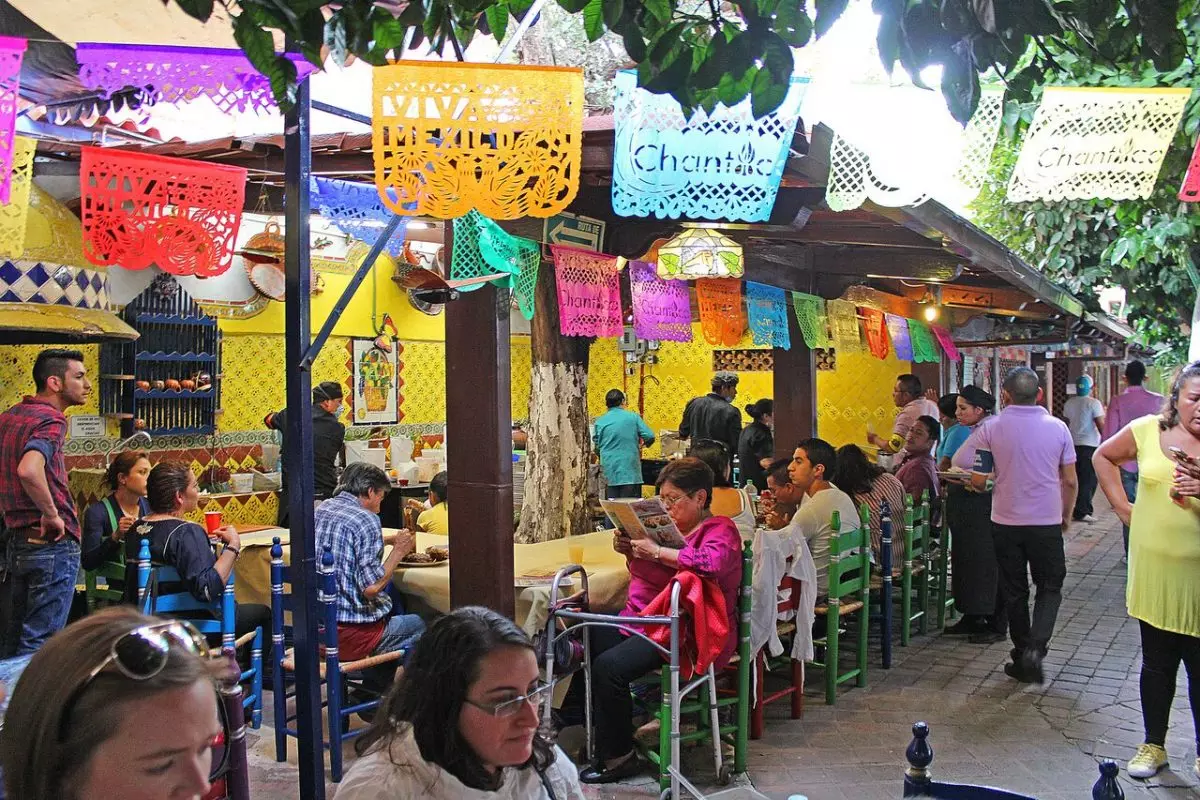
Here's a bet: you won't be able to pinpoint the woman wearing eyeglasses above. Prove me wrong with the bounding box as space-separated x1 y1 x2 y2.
568 456 741 784
336 606 585 799
0 606 229 799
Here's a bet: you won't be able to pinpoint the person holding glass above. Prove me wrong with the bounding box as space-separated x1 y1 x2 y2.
1095 362 1200 780
80 451 151 598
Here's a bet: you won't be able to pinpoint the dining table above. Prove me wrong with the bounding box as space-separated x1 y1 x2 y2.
233 528 631 636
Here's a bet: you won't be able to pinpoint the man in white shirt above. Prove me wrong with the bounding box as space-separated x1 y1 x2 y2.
787 438 860 595
1061 375 1105 523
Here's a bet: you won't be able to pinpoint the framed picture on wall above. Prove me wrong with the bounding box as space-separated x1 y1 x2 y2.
351 338 398 425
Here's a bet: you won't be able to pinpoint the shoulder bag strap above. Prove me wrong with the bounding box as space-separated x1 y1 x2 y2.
103 496 120 536
537 766 558 800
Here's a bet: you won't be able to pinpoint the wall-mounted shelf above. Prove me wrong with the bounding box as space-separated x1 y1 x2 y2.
134 389 216 400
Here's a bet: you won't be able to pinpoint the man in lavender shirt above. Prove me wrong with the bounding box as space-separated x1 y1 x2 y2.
1100 360 1164 552
967 367 1078 685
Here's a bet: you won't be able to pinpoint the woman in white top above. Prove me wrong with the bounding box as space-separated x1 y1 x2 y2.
335 606 585 800
688 439 758 538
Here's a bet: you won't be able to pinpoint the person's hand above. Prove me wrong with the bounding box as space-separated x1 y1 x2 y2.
216 525 241 551
629 538 662 561
1061 518 1071 534
613 533 633 556
391 530 416 560
765 510 789 530
41 513 65 542
759 493 776 515
866 432 882 448
113 515 136 541
1113 501 1133 527
924 388 939 403
1174 468 1200 499
404 498 424 512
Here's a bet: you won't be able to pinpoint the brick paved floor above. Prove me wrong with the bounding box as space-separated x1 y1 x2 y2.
247 496 1200 798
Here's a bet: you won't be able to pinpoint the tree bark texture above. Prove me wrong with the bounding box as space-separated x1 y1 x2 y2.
515 250 592 543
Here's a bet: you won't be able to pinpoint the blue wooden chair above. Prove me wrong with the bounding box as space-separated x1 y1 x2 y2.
135 538 264 729
903 721 1124 800
269 538 407 782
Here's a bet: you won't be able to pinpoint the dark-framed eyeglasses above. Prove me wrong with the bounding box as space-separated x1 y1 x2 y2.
464 680 556 718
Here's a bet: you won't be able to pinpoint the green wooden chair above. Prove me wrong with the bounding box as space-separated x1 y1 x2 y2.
808 510 870 705
900 493 931 644
84 501 127 611
931 492 956 629
640 540 753 792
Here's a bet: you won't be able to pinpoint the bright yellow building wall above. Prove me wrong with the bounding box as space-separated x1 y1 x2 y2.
816 349 911 450
0 345 100 419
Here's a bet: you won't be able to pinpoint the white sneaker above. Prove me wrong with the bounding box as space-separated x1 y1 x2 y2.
1082 514 1097 523
1127 743 1168 778
1194 756 1199 780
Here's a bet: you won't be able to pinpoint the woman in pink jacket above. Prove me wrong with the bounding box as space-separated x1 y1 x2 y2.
570 457 741 784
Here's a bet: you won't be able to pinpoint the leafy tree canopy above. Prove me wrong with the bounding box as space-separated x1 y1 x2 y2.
971 7 1199 356
167 0 1192 122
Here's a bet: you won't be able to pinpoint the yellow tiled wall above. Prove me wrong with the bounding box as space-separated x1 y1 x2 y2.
0 345 101 420
816 348 912 450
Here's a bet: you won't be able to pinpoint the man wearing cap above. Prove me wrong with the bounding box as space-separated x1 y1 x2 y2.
265 381 347 526
679 372 742 459
1061 375 1105 523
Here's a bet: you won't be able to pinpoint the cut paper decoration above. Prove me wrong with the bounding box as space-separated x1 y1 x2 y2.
884 314 914 361
452 210 540 320
1180 137 1200 202
311 177 409 258
373 61 584 220
791 292 831 349
551 245 622 337
0 37 27 205
746 282 791 349
907 319 941 363
860 307 889 360
826 299 862 354
931 325 960 362
629 260 692 342
79 147 247 277
656 228 744 280
823 86 1004 212
695 278 746 346
76 43 317 114
0 136 34 258
1008 86 1191 202
612 71 807 222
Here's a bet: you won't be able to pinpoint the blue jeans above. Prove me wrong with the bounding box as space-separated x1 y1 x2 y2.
1121 469 1139 553
375 613 425 662
2 536 81 656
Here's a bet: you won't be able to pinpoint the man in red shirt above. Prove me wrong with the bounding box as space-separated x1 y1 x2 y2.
0 349 90 655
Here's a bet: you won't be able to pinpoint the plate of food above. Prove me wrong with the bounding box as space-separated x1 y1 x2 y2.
396 545 450 569
514 567 581 588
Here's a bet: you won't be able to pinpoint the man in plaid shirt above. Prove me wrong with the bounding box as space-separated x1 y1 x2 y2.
315 463 425 664
0 349 90 655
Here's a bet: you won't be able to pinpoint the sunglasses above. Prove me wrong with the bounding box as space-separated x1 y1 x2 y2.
58 621 212 739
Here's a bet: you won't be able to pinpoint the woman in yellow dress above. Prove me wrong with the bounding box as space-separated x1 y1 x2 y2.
1096 362 1200 780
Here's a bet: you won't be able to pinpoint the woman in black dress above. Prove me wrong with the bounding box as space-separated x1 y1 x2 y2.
737 399 774 492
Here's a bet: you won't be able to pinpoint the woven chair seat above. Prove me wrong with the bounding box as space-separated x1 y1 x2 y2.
814 600 864 617
279 646 404 677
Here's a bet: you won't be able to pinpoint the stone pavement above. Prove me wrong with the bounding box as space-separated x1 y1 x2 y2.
246 497 1200 798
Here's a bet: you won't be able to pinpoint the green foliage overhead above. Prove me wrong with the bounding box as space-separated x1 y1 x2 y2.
971 9 1200 356
165 0 1192 123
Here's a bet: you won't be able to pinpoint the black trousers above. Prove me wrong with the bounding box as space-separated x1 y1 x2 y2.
1139 620 1200 748
1073 445 1098 519
993 523 1065 657
607 484 643 500
564 624 663 761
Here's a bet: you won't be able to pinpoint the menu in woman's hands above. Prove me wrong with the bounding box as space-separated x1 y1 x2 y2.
600 498 688 549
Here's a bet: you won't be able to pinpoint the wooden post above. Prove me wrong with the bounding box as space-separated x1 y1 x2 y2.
773 307 816 456
446 277 515 614
911 361 942 400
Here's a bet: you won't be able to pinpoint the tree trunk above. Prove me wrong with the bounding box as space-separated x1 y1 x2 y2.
515 250 592 543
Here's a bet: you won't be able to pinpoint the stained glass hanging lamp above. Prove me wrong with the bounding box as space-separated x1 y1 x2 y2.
655 228 744 280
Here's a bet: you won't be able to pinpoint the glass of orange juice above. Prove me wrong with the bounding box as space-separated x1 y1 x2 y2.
568 538 585 566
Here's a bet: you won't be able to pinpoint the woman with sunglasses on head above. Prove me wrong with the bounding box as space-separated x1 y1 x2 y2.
336 606 584 799
563 457 740 784
0 606 228 800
